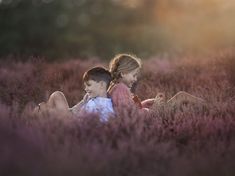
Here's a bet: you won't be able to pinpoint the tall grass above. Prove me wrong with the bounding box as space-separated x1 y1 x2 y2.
0 50 235 176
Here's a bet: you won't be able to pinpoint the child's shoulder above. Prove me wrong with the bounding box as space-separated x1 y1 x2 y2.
112 82 129 91
108 82 131 99
90 97 113 110
94 97 112 102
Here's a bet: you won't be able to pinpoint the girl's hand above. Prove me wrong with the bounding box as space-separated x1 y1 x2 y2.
149 93 166 111
141 98 155 108
149 93 165 111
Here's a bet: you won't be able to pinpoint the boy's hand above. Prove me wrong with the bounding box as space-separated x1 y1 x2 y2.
83 93 90 103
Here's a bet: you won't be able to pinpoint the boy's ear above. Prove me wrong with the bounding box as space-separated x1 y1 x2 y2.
100 81 107 88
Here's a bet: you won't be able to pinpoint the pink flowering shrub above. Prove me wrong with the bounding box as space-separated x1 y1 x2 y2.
0 50 235 176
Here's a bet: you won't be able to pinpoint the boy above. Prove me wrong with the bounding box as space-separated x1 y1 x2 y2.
70 67 114 122
35 67 114 122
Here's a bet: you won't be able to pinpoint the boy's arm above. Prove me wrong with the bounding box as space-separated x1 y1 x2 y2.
69 93 90 114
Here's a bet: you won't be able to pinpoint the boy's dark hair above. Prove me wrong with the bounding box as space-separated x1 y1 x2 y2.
83 67 112 88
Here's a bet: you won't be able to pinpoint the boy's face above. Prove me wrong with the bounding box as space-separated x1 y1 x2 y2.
84 79 106 98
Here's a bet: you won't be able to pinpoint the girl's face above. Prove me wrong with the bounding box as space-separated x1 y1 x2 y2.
120 68 140 88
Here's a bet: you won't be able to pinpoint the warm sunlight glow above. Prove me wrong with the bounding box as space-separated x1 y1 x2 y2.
154 0 235 51
115 0 142 8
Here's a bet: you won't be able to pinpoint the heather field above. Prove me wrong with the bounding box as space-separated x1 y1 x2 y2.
0 50 235 176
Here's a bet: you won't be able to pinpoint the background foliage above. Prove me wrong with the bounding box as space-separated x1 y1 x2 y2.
1 0 235 60
0 0 162 60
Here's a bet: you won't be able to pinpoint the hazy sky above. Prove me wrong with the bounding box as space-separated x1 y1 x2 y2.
153 0 235 51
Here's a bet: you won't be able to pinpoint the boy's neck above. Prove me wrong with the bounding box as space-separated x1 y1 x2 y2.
98 90 108 98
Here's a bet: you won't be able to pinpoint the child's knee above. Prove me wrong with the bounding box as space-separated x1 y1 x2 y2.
51 91 64 97
175 91 186 97
178 91 186 94
50 91 65 100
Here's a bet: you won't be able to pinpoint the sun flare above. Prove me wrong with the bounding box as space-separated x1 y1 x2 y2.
153 0 235 50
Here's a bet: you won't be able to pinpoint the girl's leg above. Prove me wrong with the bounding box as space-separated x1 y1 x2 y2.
167 91 205 107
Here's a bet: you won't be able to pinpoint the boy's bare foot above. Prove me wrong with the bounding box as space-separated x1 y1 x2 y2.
32 102 48 116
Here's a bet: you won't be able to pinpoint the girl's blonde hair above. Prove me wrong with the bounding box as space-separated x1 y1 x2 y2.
109 54 142 82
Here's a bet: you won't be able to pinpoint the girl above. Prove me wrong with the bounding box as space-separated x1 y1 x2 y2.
108 54 205 115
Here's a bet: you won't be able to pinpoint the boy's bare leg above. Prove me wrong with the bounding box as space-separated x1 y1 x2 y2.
167 91 205 107
34 91 70 115
47 91 69 112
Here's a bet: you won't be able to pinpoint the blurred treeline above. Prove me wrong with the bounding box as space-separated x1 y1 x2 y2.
0 0 170 60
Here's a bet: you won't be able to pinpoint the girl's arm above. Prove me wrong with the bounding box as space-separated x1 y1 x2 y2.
141 99 155 108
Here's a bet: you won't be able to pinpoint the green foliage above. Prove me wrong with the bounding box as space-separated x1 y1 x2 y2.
0 0 167 60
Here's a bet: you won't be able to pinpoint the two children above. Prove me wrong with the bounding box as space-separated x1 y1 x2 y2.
36 54 205 120
35 67 114 122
